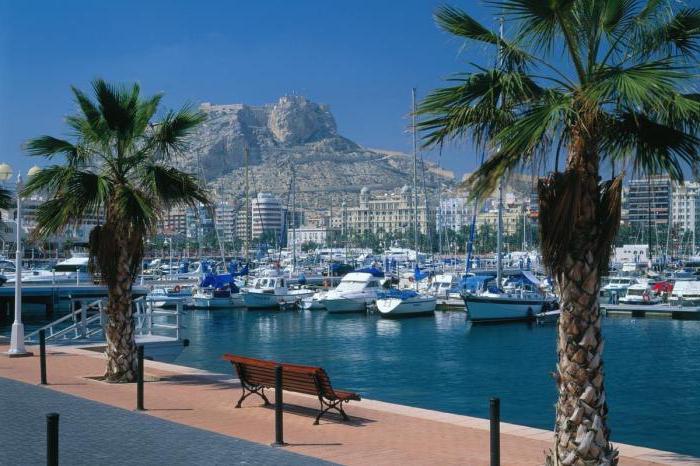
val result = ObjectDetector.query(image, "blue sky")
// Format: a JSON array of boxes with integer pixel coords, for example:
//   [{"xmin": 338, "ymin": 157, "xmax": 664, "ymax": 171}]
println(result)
[{"xmin": 0, "ymin": 1, "xmax": 507, "ymax": 178}]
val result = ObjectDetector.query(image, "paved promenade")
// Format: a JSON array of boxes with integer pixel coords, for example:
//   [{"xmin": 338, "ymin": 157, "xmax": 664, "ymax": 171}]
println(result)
[{"xmin": 1, "ymin": 344, "xmax": 697, "ymax": 466}]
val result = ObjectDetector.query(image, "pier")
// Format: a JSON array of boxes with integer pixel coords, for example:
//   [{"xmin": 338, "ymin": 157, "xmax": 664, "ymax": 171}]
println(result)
[
  {"xmin": 0, "ymin": 284, "xmax": 148, "ymax": 324},
  {"xmin": 601, "ymin": 304, "xmax": 700, "ymax": 320}
]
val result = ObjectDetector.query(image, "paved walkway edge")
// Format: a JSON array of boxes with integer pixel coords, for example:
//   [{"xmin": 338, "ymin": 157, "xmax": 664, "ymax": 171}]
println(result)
[{"xmin": 52, "ymin": 345, "xmax": 699, "ymax": 465}]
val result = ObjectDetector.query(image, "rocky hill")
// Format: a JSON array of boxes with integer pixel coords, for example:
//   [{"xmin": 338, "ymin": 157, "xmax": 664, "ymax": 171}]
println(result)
[{"xmin": 178, "ymin": 96, "xmax": 454, "ymax": 209}]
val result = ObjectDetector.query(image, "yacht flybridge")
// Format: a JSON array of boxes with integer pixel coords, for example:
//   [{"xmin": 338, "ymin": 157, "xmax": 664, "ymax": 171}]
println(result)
[{"xmin": 321, "ymin": 271, "xmax": 383, "ymax": 313}]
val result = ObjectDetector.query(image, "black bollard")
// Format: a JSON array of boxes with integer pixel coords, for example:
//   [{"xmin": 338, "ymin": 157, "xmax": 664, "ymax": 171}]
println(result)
[
  {"xmin": 39, "ymin": 329, "xmax": 47, "ymax": 385},
  {"xmin": 136, "ymin": 346, "xmax": 144, "ymax": 411},
  {"xmin": 271, "ymin": 365, "xmax": 285, "ymax": 446},
  {"xmin": 46, "ymin": 413, "xmax": 59, "ymax": 466},
  {"xmin": 490, "ymin": 397, "xmax": 500, "ymax": 466}
]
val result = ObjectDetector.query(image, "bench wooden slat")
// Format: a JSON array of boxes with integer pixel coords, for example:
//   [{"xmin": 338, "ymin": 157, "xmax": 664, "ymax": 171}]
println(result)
[{"xmin": 222, "ymin": 353, "xmax": 361, "ymax": 423}]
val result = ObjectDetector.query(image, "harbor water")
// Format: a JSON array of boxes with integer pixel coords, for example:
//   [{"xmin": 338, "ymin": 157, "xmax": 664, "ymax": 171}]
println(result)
[{"xmin": 3, "ymin": 308, "xmax": 699, "ymax": 457}]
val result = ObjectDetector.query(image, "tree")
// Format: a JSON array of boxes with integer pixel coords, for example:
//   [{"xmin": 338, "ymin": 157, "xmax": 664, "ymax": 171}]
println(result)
[
  {"xmin": 24, "ymin": 79, "xmax": 209, "ymax": 382},
  {"xmin": 418, "ymin": 3, "xmax": 699, "ymax": 464},
  {"xmin": 300, "ymin": 240, "xmax": 320, "ymax": 252}
]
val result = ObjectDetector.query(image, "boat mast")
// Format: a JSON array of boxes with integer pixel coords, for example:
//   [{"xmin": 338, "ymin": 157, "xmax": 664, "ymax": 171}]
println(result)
[
  {"xmin": 412, "ymin": 88, "xmax": 419, "ymax": 262},
  {"xmin": 244, "ymin": 146, "xmax": 250, "ymax": 263},
  {"xmin": 495, "ymin": 18, "xmax": 504, "ymax": 287},
  {"xmin": 291, "ymin": 169, "xmax": 297, "ymax": 272},
  {"xmin": 412, "ymin": 88, "xmax": 420, "ymax": 291}
]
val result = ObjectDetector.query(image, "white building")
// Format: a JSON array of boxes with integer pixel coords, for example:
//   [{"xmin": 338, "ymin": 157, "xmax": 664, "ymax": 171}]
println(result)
[
  {"xmin": 286, "ymin": 226, "xmax": 327, "ymax": 248},
  {"xmin": 251, "ymin": 192, "xmax": 284, "ymax": 239},
  {"xmin": 671, "ymin": 181, "xmax": 700, "ymax": 234},
  {"xmin": 613, "ymin": 244, "xmax": 649, "ymax": 264},
  {"xmin": 213, "ymin": 201, "xmax": 238, "ymax": 243},
  {"xmin": 438, "ymin": 196, "xmax": 471, "ymax": 231}
]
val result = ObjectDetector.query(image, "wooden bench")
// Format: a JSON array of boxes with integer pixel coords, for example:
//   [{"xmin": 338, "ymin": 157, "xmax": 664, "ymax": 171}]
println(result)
[{"xmin": 223, "ymin": 354, "xmax": 361, "ymax": 424}]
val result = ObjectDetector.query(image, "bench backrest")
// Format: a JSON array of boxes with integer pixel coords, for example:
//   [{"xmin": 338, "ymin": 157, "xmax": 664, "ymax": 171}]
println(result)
[{"xmin": 223, "ymin": 354, "xmax": 336, "ymax": 399}]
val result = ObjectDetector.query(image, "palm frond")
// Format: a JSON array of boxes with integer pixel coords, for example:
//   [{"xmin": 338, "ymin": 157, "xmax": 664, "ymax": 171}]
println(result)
[
  {"xmin": 417, "ymin": 69, "xmax": 544, "ymax": 148},
  {"xmin": 638, "ymin": 7, "xmax": 700, "ymax": 58},
  {"xmin": 141, "ymin": 164, "xmax": 210, "ymax": 208},
  {"xmin": 25, "ymin": 136, "xmax": 78, "ymax": 159},
  {"xmin": 92, "ymin": 78, "xmax": 139, "ymax": 138},
  {"xmin": 587, "ymin": 59, "xmax": 692, "ymax": 109},
  {"xmin": 603, "ymin": 110, "xmax": 699, "ymax": 181},
  {"xmin": 111, "ymin": 184, "xmax": 157, "ymax": 235},
  {"xmin": 0, "ymin": 187, "xmax": 12, "ymax": 210},
  {"xmin": 148, "ymin": 105, "xmax": 206, "ymax": 159},
  {"xmin": 490, "ymin": 0, "xmax": 574, "ymax": 53},
  {"xmin": 434, "ymin": 5, "xmax": 531, "ymax": 69}
]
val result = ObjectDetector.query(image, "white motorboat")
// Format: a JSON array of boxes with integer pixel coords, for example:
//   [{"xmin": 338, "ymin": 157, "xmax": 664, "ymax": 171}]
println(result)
[
  {"xmin": 147, "ymin": 284, "xmax": 194, "ymax": 308},
  {"xmin": 6, "ymin": 252, "xmax": 93, "ymax": 284},
  {"xmin": 427, "ymin": 273, "xmax": 464, "ymax": 307},
  {"xmin": 192, "ymin": 289, "xmax": 238, "ymax": 309},
  {"xmin": 463, "ymin": 272, "xmax": 557, "ymax": 323},
  {"xmin": 618, "ymin": 282, "xmax": 662, "ymax": 305},
  {"xmin": 321, "ymin": 272, "xmax": 382, "ymax": 313},
  {"xmin": 301, "ymin": 290, "xmax": 327, "ymax": 310},
  {"xmin": 242, "ymin": 276, "xmax": 313, "ymax": 309},
  {"xmin": 600, "ymin": 276, "xmax": 638, "ymax": 303},
  {"xmin": 668, "ymin": 280, "xmax": 700, "ymax": 306},
  {"xmin": 376, "ymin": 289, "xmax": 436, "ymax": 317},
  {"xmin": 191, "ymin": 272, "xmax": 244, "ymax": 309}
]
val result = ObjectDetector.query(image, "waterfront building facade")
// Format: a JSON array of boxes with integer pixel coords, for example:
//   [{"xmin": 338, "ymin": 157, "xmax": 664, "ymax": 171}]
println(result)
[
  {"xmin": 438, "ymin": 195, "xmax": 471, "ymax": 231},
  {"xmin": 287, "ymin": 226, "xmax": 328, "ymax": 248},
  {"xmin": 671, "ymin": 181, "xmax": 700, "ymax": 235},
  {"xmin": 342, "ymin": 186, "xmax": 434, "ymax": 236},
  {"xmin": 624, "ymin": 176, "xmax": 672, "ymax": 229},
  {"xmin": 251, "ymin": 192, "xmax": 284, "ymax": 239}
]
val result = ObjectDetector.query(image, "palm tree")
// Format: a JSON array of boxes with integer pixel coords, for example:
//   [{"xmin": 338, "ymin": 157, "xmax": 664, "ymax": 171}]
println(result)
[
  {"xmin": 24, "ymin": 79, "xmax": 209, "ymax": 382},
  {"xmin": 418, "ymin": 2, "xmax": 698, "ymax": 464}
]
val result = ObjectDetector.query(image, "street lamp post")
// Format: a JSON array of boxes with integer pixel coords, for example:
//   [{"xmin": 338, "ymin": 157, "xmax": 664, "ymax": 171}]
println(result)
[{"xmin": 7, "ymin": 172, "xmax": 31, "ymax": 357}]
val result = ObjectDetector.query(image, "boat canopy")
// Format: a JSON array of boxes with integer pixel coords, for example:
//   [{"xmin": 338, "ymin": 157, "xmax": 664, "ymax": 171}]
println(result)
[
  {"xmin": 414, "ymin": 266, "xmax": 428, "ymax": 281},
  {"xmin": 505, "ymin": 271, "xmax": 541, "ymax": 287},
  {"xmin": 354, "ymin": 267, "xmax": 384, "ymax": 278},
  {"xmin": 460, "ymin": 275, "xmax": 494, "ymax": 293},
  {"xmin": 200, "ymin": 273, "xmax": 234, "ymax": 290}
]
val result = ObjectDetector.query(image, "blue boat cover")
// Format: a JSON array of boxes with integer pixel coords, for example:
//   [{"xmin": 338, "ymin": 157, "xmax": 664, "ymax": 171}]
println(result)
[
  {"xmin": 414, "ymin": 266, "xmax": 428, "ymax": 281},
  {"xmin": 199, "ymin": 273, "xmax": 233, "ymax": 289},
  {"xmin": 355, "ymin": 267, "xmax": 385, "ymax": 277},
  {"xmin": 460, "ymin": 275, "xmax": 495, "ymax": 293},
  {"xmin": 178, "ymin": 261, "xmax": 189, "ymax": 273}
]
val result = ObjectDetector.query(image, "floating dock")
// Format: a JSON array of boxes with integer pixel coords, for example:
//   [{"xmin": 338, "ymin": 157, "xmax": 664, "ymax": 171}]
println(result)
[
  {"xmin": 0, "ymin": 284, "xmax": 147, "ymax": 323},
  {"xmin": 601, "ymin": 303, "xmax": 700, "ymax": 320}
]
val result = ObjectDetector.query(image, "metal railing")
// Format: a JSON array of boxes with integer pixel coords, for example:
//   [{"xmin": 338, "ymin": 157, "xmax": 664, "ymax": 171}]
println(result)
[{"xmin": 25, "ymin": 297, "xmax": 183, "ymax": 344}]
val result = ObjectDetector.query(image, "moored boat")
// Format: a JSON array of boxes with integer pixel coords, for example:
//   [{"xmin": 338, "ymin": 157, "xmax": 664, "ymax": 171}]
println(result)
[
  {"xmin": 463, "ymin": 271, "xmax": 556, "ymax": 323},
  {"xmin": 376, "ymin": 289, "xmax": 436, "ymax": 318},
  {"xmin": 242, "ymin": 276, "xmax": 313, "ymax": 309},
  {"xmin": 321, "ymin": 271, "xmax": 383, "ymax": 314}
]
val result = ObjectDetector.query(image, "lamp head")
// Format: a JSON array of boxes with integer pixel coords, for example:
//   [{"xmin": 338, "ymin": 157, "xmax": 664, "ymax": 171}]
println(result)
[{"xmin": 0, "ymin": 163, "xmax": 12, "ymax": 182}]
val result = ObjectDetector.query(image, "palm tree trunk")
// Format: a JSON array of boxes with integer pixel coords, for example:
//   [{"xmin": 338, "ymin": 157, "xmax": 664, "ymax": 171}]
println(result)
[
  {"xmin": 544, "ymin": 130, "xmax": 618, "ymax": 465},
  {"xmin": 104, "ymin": 233, "xmax": 137, "ymax": 383}
]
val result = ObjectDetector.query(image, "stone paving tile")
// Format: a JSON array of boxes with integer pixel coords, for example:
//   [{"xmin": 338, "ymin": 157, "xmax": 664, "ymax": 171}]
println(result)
[{"xmin": 0, "ymin": 376, "xmax": 333, "ymax": 466}]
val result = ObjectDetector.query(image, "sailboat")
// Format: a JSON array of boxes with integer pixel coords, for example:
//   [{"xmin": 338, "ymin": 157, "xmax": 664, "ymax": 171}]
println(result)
[{"xmin": 376, "ymin": 88, "xmax": 436, "ymax": 318}]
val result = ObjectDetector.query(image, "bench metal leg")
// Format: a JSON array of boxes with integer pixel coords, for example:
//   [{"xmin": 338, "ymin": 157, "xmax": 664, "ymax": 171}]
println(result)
[
  {"xmin": 314, "ymin": 398, "xmax": 350, "ymax": 425},
  {"xmin": 236, "ymin": 383, "xmax": 271, "ymax": 408}
]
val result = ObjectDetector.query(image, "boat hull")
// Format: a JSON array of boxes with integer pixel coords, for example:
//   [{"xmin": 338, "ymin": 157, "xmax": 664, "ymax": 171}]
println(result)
[
  {"xmin": 376, "ymin": 296, "xmax": 436, "ymax": 318},
  {"xmin": 464, "ymin": 295, "xmax": 547, "ymax": 322},
  {"xmin": 191, "ymin": 296, "xmax": 232, "ymax": 309},
  {"xmin": 243, "ymin": 290, "xmax": 312, "ymax": 309},
  {"xmin": 323, "ymin": 296, "xmax": 369, "ymax": 313}
]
